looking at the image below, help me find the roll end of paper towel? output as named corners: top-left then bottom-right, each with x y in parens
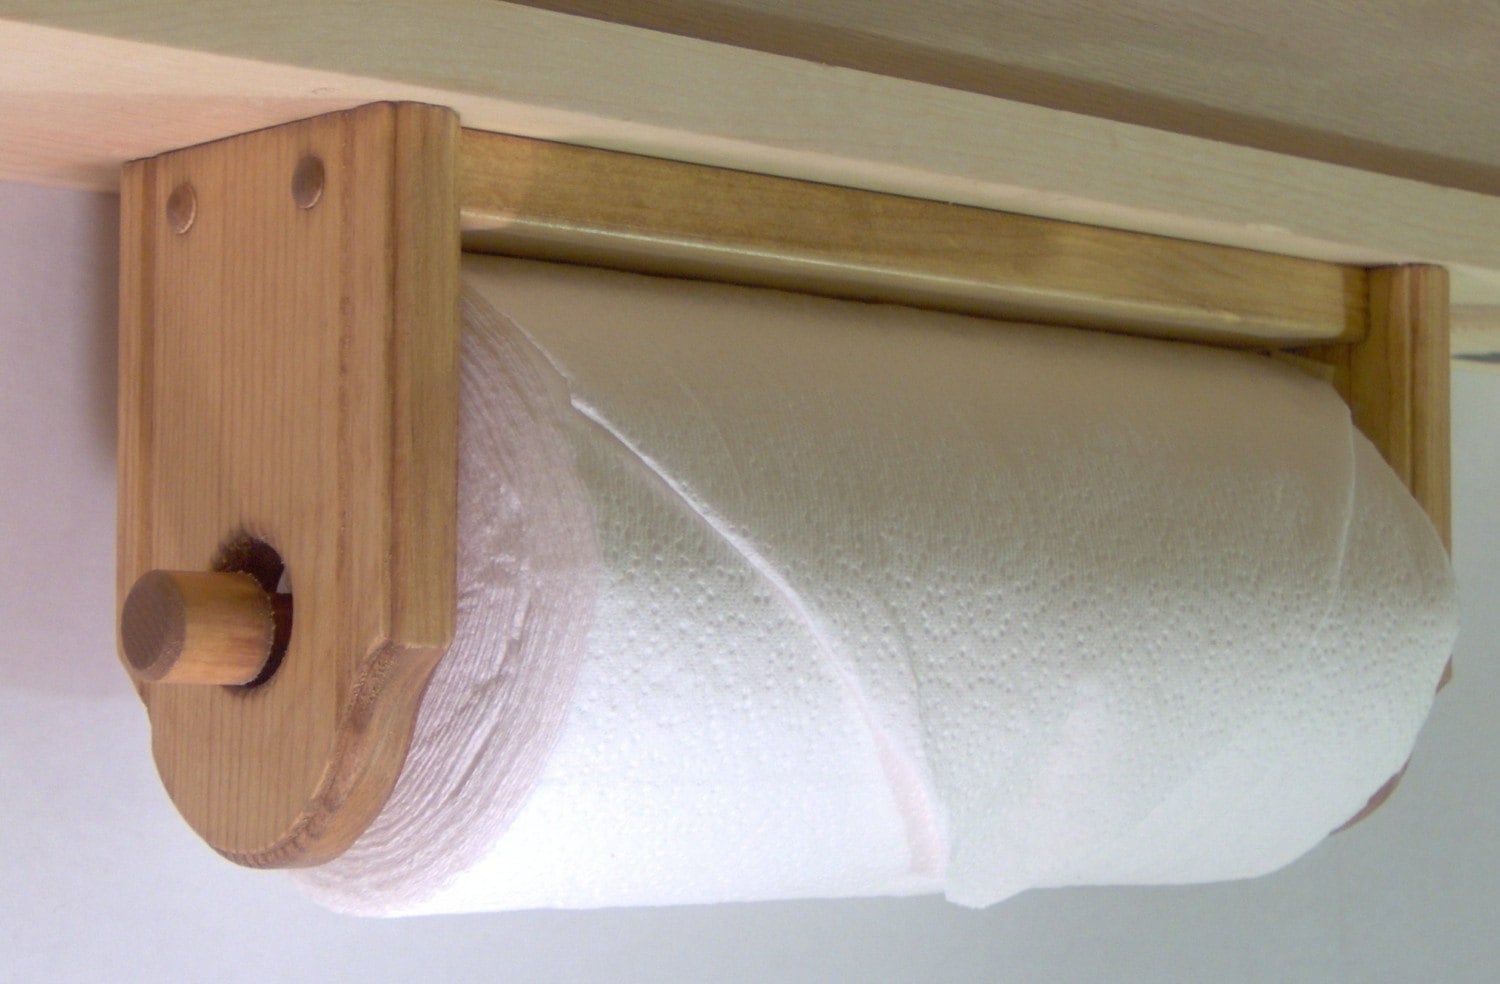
top-left (294, 258), bottom-right (1458, 915)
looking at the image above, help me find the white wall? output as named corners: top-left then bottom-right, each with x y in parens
top-left (3, 180), bottom-right (1497, 983)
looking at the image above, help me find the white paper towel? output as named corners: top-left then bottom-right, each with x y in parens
top-left (295, 256), bottom-right (1457, 915)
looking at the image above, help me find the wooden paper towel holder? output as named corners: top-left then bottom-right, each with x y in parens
top-left (116, 102), bottom-right (1451, 868)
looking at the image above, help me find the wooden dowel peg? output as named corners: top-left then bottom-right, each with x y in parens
top-left (121, 570), bottom-right (284, 685)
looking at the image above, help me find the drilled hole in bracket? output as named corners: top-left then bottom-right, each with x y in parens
top-left (166, 182), bottom-right (196, 234)
top-left (213, 535), bottom-right (294, 690)
top-left (291, 155), bottom-right (325, 210)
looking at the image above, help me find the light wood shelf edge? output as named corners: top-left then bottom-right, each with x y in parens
top-left (6, 2), bottom-right (1500, 299)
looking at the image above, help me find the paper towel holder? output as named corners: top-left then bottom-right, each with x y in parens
top-left (116, 102), bottom-right (1450, 868)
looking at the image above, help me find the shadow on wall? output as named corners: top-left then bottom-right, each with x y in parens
top-left (0, 182), bottom-right (122, 696)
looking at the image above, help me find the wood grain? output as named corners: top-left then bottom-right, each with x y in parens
top-left (120, 571), bottom-right (279, 686)
top-left (5, 4), bottom-right (1500, 300)
top-left (117, 103), bottom-right (459, 867)
top-left (508, 0), bottom-right (1500, 196)
top-left (460, 130), bottom-right (1364, 345)
top-left (1360, 267), bottom-right (1451, 549)
top-left (1300, 266), bottom-right (1450, 548)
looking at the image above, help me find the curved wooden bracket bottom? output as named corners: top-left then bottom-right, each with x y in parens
top-left (116, 103), bottom-right (459, 866)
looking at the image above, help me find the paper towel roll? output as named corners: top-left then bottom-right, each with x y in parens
top-left (295, 256), bottom-right (1457, 915)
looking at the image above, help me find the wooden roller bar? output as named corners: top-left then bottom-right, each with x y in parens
top-left (116, 103), bottom-right (1449, 869)
top-left (458, 129), bottom-right (1367, 347)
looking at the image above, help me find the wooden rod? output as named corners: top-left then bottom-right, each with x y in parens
top-left (1358, 266), bottom-right (1451, 550)
top-left (458, 129), bottom-right (1367, 347)
top-left (120, 571), bottom-right (284, 686)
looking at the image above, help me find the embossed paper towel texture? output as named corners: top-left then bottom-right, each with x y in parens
top-left (297, 257), bottom-right (1457, 915)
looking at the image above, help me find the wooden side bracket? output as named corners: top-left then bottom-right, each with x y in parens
top-left (118, 102), bottom-right (459, 866)
top-left (1294, 265), bottom-right (1450, 548)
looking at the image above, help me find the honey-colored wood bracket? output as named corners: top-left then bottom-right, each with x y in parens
top-left (118, 102), bottom-right (459, 867)
top-left (117, 104), bottom-right (1447, 869)
top-left (1293, 265), bottom-right (1451, 548)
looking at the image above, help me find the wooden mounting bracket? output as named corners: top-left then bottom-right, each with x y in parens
top-left (1293, 265), bottom-right (1451, 549)
top-left (113, 102), bottom-right (1448, 871)
top-left (117, 102), bottom-right (459, 867)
